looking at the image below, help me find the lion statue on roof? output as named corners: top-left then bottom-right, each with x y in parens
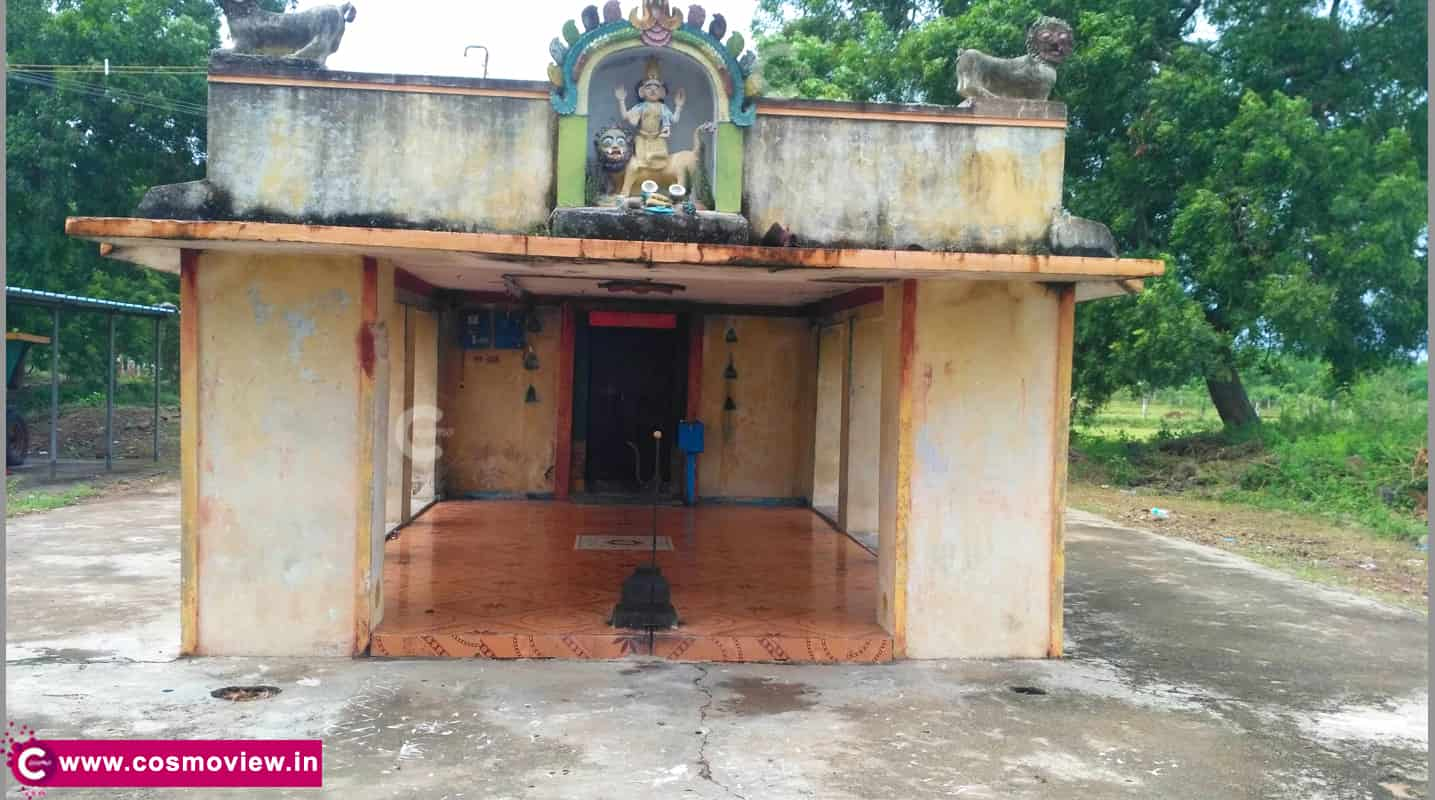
top-left (955, 16), bottom-right (1075, 101)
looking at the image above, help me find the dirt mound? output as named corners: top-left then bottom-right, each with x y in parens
top-left (23, 405), bottom-right (179, 461)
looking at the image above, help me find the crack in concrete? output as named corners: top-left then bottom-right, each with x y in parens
top-left (7, 656), bottom-right (177, 667)
top-left (691, 664), bottom-right (746, 800)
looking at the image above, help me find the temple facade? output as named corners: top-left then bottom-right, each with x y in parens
top-left (67, 2), bottom-right (1162, 662)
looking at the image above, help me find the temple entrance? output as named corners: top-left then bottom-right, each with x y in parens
top-left (579, 312), bottom-right (687, 497)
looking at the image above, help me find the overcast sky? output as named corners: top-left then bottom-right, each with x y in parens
top-left (286, 1), bottom-right (760, 81)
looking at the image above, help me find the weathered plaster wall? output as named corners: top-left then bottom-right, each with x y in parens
top-left (438, 306), bottom-right (561, 496)
top-left (812, 323), bottom-right (846, 513)
top-left (208, 83), bottom-right (556, 232)
top-left (192, 251), bottom-right (384, 655)
top-left (879, 280), bottom-right (1060, 659)
top-left (744, 117), bottom-right (1064, 252)
top-left (410, 309), bottom-right (439, 507)
top-left (385, 303), bottom-right (409, 528)
top-left (841, 314), bottom-right (882, 535)
top-left (367, 260), bottom-right (395, 632)
top-left (697, 315), bottom-right (816, 501)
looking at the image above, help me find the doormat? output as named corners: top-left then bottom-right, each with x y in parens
top-left (575, 535), bottom-right (674, 551)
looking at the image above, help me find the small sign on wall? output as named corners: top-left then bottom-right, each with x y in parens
top-left (459, 310), bottom-right (492, 349)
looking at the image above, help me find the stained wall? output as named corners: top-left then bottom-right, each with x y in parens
top-left (189, 251), bottom-right (389, 656)
top-left (385, 304), bottom-right (409, 528)
top-left (410, 309), bottom-right (439, 507)
top-left (841, 313), bottom-right (882, 535)
top-left (208, 70), bottom-right (556, 233)
top-left (744, 109), bottom-right (1065, 252)
top-left (697, 315), bottom-right (817, 501)
top-left (879, 280), bottom-right (1062, 659)
top-left (437, 305), bottom-right (562, 496)
top-left (811, 323), bottom-right (846, 513)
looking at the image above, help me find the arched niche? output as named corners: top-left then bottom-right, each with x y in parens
top-left (582, 46), bottom-right (721, 206)
top-left (547, 6), bottom-right (757, 214)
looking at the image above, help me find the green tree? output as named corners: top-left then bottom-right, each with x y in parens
top-left (7, 0), bottom-right (223, 393)
top-left (756, 0), bottom-right (1428, 425)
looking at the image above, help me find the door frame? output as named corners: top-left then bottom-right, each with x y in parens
top-left (555, 305), bottom-right (702, 499)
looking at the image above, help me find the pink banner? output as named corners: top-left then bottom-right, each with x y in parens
top-left (8, 738), bottom-right (323, 788)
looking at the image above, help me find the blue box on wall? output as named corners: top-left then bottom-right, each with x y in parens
top-left (459, 310), bottom-right (492, 349)
top-left (677, 420), bottom-right (704, 453)
top-left (494, 310), bottom-right (527, 350)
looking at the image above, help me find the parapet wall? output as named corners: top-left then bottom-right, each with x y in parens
top-left (745, 99), bottom-right (1067, 252)
top-left (206, 56), bottom-right (557, 233)
top-left (197, 58), bottom-right (1069, 253)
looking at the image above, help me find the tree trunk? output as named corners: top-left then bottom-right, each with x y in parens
top-left (1205, 358), bottom-right (1260, 427)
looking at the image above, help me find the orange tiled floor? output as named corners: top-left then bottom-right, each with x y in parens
top-left (370, 501), bottom-right (892, 663)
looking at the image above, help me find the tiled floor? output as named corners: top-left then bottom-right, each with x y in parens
top-left (370, 500), bottom-right (892, 663)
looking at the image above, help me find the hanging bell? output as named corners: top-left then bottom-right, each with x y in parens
top-left (523, 346), bottom-right (541, 370)
top-left (725, 327), bottom-right (738, 343)
top-left (724, 396), bottom-right (737, 411)
top-left (723, 355), bottom-right (737, 380)
top-left (525, 385), bottom-right (539, 403)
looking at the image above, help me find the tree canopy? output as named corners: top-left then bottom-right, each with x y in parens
top-left (6, 0), bottom-right (226, 394)
top-left (756, 0), bottom-right (1428, 424)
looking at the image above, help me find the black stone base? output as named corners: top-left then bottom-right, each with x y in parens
top-left (610, 565), bottom-right (680, 629)
top-left (550, 206), bottom-right (751, 245)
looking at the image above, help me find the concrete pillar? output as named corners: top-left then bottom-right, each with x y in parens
top-left (878, 279), bottom-right (1074, 659)
top-left (181, 250), bottom-right (390, 656)
top-left (811, 323), bottom-right (847, 516)
top-left (409, 309), bottom-right (439, 508)
top-left (838, 314), bottom-right (882, 535)
top-left (385, 304), bottom-right (409, 529)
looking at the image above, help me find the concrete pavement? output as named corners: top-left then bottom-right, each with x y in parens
top-left (5, 490), bottom-right (1428, 798)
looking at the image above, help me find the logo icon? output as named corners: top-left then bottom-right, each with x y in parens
top-left (6, 722), bottom-right (51, 798)
top-left (392, 404), bottom-right (448, 465)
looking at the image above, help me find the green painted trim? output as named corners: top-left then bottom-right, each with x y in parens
top-left (557, 114), bottom-right (589, 208)
top-left (715, 122), bottom-right (743, 214)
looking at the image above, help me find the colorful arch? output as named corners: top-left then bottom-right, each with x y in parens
top-left (548, 4), bottom-right (759, 212)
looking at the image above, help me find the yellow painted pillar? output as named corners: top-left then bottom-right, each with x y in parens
top-left (878, 279), bottom-right (1073, 659)
top-left (839, 313), bottom-right (882, 535)
top-left (812, 323), bottom-right (847, 514)
top-left (184, 251), bottom-right (390, 656)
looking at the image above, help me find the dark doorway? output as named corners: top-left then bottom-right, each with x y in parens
top-left (582, 314), bottom-right (687, 495)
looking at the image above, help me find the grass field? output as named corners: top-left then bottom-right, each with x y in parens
top-left (5, 478), bottom-right (98, 516)
top-left (1071, 386), bottom-right (1427, 542)
top-left (1073, 398), bottom-right (1280, 440)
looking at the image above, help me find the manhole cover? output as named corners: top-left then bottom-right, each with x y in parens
top-left (210, 686), bottom-right (282, 702)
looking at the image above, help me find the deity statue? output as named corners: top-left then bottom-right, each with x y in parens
top-left (613, 58), bottom-right (691, 198)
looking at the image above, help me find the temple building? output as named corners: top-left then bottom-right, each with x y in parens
top-left (66, 2), bottom-right (1162, 662)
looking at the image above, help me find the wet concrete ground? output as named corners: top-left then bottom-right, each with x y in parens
top-left (5, 489), bottom-right (1429, 799)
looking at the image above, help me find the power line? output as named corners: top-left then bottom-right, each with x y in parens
top-left (9, 63), bottom-right (208, 74)
top-left (10, 70), bottom-right (209, 104)
top-left (8, 72), bottom-right (207, 117)
top-left (11, 73), bottom-right (208, 116)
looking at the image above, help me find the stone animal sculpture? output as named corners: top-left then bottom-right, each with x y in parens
top-left (592, 124), bottom-right (635, 197)
top-left (1048, 209), bottom-right (1118, 258)
top-left (619, 122), bottom-right (716, 205)
top-left (219, 0), bottom-right (357, 66)
top-left (955, 16), bottom-right (1074, 101)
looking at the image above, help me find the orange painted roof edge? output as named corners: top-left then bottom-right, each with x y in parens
top-left (65, 216), bottom-right (1165, 280)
